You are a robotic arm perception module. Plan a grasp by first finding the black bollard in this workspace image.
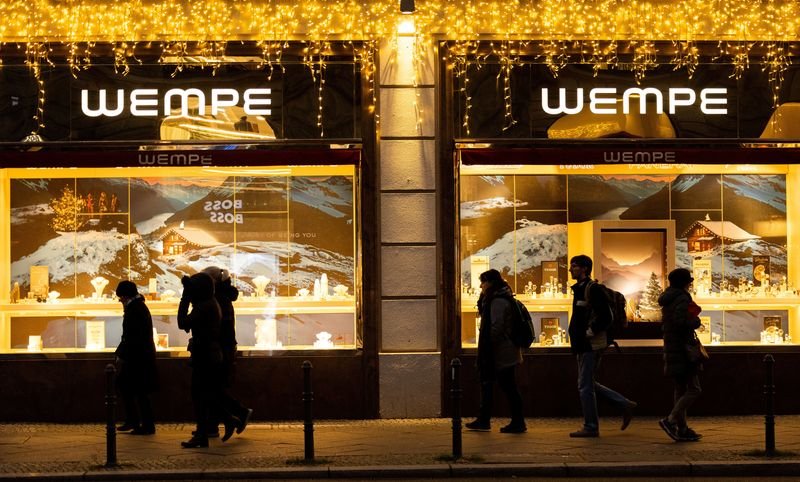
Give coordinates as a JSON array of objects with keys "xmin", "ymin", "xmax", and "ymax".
[
  {"xmin": 104, "ymin": 363, "xmax": 117, "ymax": 467},
  {"xmin": 302, "ymin": 360, "xmax": 315, "ymax": 461},
  {"xmin": 450, "ymin": 358, "xmax": 462, "ymax": 460},
  {"xmin": 764, "ymin": 354, "xmax": 776, "ymax": 455}
]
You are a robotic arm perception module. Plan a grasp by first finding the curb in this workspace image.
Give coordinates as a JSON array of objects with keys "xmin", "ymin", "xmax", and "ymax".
[{"xmin": 3, "ymin": 460, "xmax": 800, "ymax": 480}]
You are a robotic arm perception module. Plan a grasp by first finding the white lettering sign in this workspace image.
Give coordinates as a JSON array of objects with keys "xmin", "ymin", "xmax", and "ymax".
[
  {"xmin": 542, "ymin": 87, "xmax": 728, "ymax": 115},
  {"xmin": 81, "ymin": 88, "xmax": 272, "ymax": 118}
]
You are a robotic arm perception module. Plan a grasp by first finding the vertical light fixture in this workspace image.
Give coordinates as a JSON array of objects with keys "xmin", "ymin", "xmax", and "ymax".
[{"xmin": 400, "ymin": 0, "xmax": 415, "ymax": 14}]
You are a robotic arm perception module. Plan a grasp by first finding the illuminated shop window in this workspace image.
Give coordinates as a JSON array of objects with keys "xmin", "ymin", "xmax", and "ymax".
[
  {"xmin": 1, "ymin": 166, "xmax": 359, "ymax": 353},
  {"xmin": 459, "ymin": 163, "xmax": 799, "ymax": 348}
]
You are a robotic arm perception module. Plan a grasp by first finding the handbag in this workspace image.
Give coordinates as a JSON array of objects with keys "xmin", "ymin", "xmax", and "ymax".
[{"xmin": 686, "ymin": 335, "xmax": 709, "ymax": 364}]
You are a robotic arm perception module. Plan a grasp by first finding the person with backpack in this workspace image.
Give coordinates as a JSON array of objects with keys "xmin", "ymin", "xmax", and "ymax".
[
  {"xmin": 568, "ymin": 255, "xmax": 637, "ymax": 438},
  {"xmin": 465, "ymin": 269, "xmax": 527, "ymax": 434},
  {"xmin": 657, "ymin": 268, "xmax": 703, "ymax": 442}
]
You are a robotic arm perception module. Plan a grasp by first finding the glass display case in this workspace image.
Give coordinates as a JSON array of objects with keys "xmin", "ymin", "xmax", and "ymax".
[
  {"xmin": 458, "ymin": 161, "xmax": 800, "ymax": 347},
  {"xmin": 0, "ymin": 164, "xmax": 359, "ymax": 353}
]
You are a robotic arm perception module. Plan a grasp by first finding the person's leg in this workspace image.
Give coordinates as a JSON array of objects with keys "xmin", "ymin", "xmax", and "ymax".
[
  {"xmin": 477, "ymin": 378, "xmax": 494, "ymax": 423},
  {"xmin": 496, "ymin": 365, "xmax": 524, "ymax": 428},
  {"xmin": 670, "ymin": 372, "xmax": 701, "ymax": 429},
  {"xmin": 138, "ymin": 392, "xmax": 155, "ymax": 432},
  {"xmin": 120, "ymin": 393, "xmax": 140, "ymax": 429},
  {"xmin": 182, "ymin": 367, "xmax": 210, "ymax": 448},
  {"xmin": 576, "ymin": 352, "xmax": 599, "ymax": 432},
  {"xmin": 592, "ymin": 351, "xmax": 635, "ymax": 409}
]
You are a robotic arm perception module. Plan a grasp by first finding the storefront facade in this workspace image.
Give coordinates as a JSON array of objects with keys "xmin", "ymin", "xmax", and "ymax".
[{"xmin": 2, "ymin": 1, "xmax": 800, "ymax": 421}]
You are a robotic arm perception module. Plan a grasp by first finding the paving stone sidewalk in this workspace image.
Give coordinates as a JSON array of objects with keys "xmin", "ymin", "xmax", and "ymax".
[{"xmin": 1, "ymin": 416, "xmax": 799, "ymax": 478}]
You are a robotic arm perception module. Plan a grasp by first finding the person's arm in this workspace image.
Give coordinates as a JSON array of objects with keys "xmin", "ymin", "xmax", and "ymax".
[{"xmin": 177, "ymin": 276, "xmax": 193, "ymax": 333}]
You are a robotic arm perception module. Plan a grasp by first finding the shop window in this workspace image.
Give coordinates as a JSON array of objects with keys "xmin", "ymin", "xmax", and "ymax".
[
  {"xmin": 459, "ymin": 162, "xmax": 798, "ymax": 348},
  {"xmin": 2, "ymin": 166, "xmax": 359, "ymax": 353}
]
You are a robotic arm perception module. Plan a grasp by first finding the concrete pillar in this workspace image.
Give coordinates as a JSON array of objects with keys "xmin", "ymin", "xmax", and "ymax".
[{"xmin": 376, "ymin": 28, "xmax": 440, "ymax": 418}]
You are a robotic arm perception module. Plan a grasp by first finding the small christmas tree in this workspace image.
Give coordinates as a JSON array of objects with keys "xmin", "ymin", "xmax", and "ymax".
[
  {"xmin": 50, "ymin": 186, "xmax": 86, "ymax": 232},
  {"xmin": 639, "ymin": 272, "xmax": 662, "ymax": 318}
]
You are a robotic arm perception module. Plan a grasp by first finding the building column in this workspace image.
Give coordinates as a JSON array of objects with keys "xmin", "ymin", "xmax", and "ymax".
[{"xmin": 376, "ymin": 27, "xmax": 440, "ymax": 418}]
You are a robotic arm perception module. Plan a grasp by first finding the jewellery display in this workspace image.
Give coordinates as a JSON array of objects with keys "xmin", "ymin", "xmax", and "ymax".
[{"xmin": 90, "ymin": 276, "xmax": 109, "ymax": 299}]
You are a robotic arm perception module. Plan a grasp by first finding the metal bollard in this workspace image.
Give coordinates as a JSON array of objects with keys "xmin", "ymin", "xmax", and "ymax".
[
  {"xmin": 104, "ymin": 363, "xmax": 117, "ymax": 467},
  {"xmin": 302, "ymin": 360, "xmax": 315, "ymax": 461},
  {"xmin": 764, "ymin": 354, "xmax": 776, "ymax": 455},
  {"xmin": 450, "ymin": 358, "xmax": 462, "ymax": 460}
]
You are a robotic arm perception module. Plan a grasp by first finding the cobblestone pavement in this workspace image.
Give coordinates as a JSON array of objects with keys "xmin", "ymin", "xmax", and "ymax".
[{"xmin": 1, "ymin": 416, "xmax": 799, "ymax": 476}]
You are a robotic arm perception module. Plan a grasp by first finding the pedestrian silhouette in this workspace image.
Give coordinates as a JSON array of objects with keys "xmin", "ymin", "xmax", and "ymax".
[
  {"xmin": 658, "ymin": 267, "xmax": 704, "ymax": 442},
  {"xmin": 114, "ymin": 280, "xmax": 158, "ymax": 435},
  {"xmin": 177, "ymin": 272, "xmax": 241, "ymax": 448},
  {"xmin": 568, "ymin": 255, "xmax": 637, "ymax": 437},
  {"xmin": 201, "ymin": 266, "xmax": 253, "ymax": 438},
  {"xmin": 465, "ymin": 269, "xmax": 526, "ymax": 433}
]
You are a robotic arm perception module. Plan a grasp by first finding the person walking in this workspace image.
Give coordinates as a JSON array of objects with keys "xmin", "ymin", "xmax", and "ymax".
[
  {"xmin": 114, "ymin": 280, "xmax": 158, "ymax": 435},
  {"xmin": 177, "ymin": 272, "xmax": 240, "ymax": 448},
  {"xmin": 465, "ymin": 269, "xmax": 526, "ymax": 434},
  {"xmin": 201, "ymin": 266, "xmax": 253, "ymax": 438},
  {"xmin": 658, "ymin": 267, "xmax": 703, "ymax": 442},
  {"xmin": 568, "ymin": 255, "xmax": 637, "ymax": 438}
]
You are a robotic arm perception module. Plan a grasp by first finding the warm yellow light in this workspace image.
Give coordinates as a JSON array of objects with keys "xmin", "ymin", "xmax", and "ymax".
[{"xmin": 398, "ymin": 17, "xmax": 415, "ymax": 34}]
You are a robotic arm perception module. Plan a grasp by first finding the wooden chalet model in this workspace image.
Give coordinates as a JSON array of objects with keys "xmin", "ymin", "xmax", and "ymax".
[
  {"xmin": 681, "ymin": 215, "xmax": 760, "ymax": 253},
  {"xmin": 159, "ymin": 222, "xmax": 221, "ymax": 257}
]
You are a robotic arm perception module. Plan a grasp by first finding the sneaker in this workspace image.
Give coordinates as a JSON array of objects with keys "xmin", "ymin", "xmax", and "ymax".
[
  {"xmin": 621, "ymin": 401, "xmax": 637, "ymax": 431},
  {"xmin": 116, "ymin": 423, "xmax": 137, "ymax": 432},
  {"xmin": 465, "ymin": 419, "xmax": 491, "ymax": 431},
  {"xmin": 500, "ymin": 423, "xmax": 527, "ymax": 434},
  {"xmin": 658, "ymin": 418, "xmax": 680, "ymax": 441},
  {"xmin": 569, "ymin": 428, "xmax": 599, "ymax": 438},
  {"xmin": 237, "ymin": 408, "xmax": 253, "ymax": 434},
  {"xmin": 678, "ymin": 427, "xmax": 702, "ymax": 441}
]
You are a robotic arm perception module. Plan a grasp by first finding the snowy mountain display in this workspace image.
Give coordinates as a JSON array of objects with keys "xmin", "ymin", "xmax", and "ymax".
[
  {"xmin": 460, "ymin": 219, "xmax": 567, "ymax": 287},
  {"xmin": 10, "ymin": 174, "xmax": 356, "ymax": 299}
]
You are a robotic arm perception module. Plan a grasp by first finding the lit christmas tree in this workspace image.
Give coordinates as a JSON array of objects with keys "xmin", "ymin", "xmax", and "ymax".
[
  {"xmin": 639, "ymin": 272, "xmax": 662, "ymax": 319},
  {"xmin": 50, "ymin": 186, "xmax": 86, "ymax": 232}
]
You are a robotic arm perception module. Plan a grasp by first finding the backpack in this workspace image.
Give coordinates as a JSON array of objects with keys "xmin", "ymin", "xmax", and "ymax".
[
  {"xmin": 510, "ymin": 298, "xmax": 535, "ymax": 349},
  {"xmin": 585, "ymin": 280, "xmax": 628, "ymax": 346}
]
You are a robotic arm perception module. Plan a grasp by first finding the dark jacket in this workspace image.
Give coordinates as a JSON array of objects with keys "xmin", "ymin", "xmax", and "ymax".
[
  {"xmin": 569, "ymin": 279, "xmax": 612, "ymax": 354},
  {"xmin": 477, "ymin": 286, "xmax": 523, "ymax": 377},
  {"xmin": 178, "ymin": 272, "xmax": 223, "ymax": 366},
  {"xmin": 215, "ymin": 279, "xmax": 239, "ymax": 353},
  {"xmin": 659, "ymin": 286, "xmax": 702, "ymax": 377},
  {"xmin": 115, "ymin": 295, "xmax": 158, "ymax": 394}
]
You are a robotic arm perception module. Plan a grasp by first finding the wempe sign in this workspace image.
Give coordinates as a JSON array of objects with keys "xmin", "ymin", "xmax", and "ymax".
[
  {"xmin": 541, "ymin": 87, "xmax": 728, "ymax": 115},
  {"xmin": 81, "ymin": 87, "xmax": 272, "ymax": 118}
]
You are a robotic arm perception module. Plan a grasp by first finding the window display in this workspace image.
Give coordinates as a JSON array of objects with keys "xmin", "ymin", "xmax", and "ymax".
[
  {"xmin": 459, "ymin": 162, "xmax": 799, "ymax": 347},
  {"xmin": 0, "ymin": 165, "xmax": 359, "ymax": 353}
]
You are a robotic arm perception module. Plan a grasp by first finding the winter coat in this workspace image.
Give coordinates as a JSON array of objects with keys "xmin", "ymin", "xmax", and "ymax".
[
  {"xmin": 658, "ymin": 286, "xmax": 702, "ymax": 377},
  {"xmin": 569, "ymin": 279, "xmax": 612, "ymax": 354},
  {"xmin": 477, "ymin": 286, "xmax": 523, "ymax": 378},
  {"xmin": 177, "ymin": 272, "xmax": 223, "ymax": 367},
  {"xmin": 115, "ymin": 295, "xmax": 158, "ymax": 394},
  {"xmin": 215, "ymin": 279, "xmax": 239, "ymax": 353}
]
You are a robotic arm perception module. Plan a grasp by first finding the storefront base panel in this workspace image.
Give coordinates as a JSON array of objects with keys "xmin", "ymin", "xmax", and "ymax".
[
  {"xmin": 0, "ymin": 354, "xmax": 372, "ymax": 423},
  {"xmin": 452, "ymin": 347, "xmax": 800, "ymax": 418}
]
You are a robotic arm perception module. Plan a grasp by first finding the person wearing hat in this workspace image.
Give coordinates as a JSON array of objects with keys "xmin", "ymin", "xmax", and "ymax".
[
  {"xmin": 114, "ymin": 280, "xmax": 159, "ymax": 435},
  {"xmin": 658, "ymin": 267, "xmax": 703, "ymax": 442}
]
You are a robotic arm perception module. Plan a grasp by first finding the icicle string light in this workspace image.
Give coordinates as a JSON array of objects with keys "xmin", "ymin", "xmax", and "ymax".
[{"xmin": 5, "ymin": 1, "xmax": 800, "ymax": 134}]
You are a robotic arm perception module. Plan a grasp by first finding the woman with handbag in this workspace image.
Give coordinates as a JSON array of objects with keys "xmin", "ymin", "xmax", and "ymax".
[{"xmin": 657, "ymin": 268, "xmax": 704, "ymax": 442}]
